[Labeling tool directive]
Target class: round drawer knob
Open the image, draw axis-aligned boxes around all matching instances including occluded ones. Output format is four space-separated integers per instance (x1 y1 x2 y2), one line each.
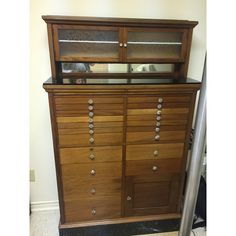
158 98 163 103
155 135 160 141
157 104 162 109
152 166 158 171
88 118 94 123
91 209 96 215
156 122 161 127
157 110 162 115
88 99 94 105
89 130 94 135
89 112 94 118
89 124 94 129
154 150 159 156
90 188 96 194
88 105 94 111
127 196 132 201
89 154 95 160
119 43 123 47
89 137 95 143
156 116 161 121
90 169 96 175
155 127 160 133
124 43 127 48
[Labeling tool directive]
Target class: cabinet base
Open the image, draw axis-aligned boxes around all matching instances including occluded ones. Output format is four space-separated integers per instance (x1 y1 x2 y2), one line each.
59 214 181 236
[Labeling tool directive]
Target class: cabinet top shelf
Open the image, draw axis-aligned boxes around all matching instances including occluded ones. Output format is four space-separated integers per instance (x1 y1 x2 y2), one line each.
42 15 198 28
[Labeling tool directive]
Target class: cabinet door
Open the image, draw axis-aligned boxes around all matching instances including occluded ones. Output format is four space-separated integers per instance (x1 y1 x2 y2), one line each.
124 28 187 62
53 25 123 62
125 174 180 216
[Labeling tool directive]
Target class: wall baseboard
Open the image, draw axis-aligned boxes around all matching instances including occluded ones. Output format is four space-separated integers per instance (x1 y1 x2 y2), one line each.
30 200 59 212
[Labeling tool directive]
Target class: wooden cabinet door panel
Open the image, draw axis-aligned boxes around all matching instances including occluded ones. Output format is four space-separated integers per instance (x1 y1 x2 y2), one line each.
125 174 180 216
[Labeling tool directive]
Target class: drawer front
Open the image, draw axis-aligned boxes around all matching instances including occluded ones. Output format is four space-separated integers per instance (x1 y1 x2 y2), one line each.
64 196 121 222
126 159 182 176
126 130 186 144
63 177 121 200
58 132 123 147
61 162 122 179
60 146 122 164
126 143 184 161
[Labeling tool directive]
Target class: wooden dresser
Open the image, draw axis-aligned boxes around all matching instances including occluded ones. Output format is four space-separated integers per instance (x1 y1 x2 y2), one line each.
42 15 201 231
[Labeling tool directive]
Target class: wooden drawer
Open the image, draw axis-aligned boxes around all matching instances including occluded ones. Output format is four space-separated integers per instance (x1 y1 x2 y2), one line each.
63 177 121 200
61 162 122 179
126 143 184 161
126 159 182 176
60 146 122 164
58 132 123 147
127 95 191 104
64 196 121 222
55 96 124 105
126 130 186 143
127 108 189 116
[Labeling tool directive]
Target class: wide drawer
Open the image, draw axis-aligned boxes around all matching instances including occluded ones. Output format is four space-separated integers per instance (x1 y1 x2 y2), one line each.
60 146 122 164
64 196 121 222
126 159 182 176
126 130 186 143
58 132 123 147
63 177 121 200
126 143 184 161
61 162 122 179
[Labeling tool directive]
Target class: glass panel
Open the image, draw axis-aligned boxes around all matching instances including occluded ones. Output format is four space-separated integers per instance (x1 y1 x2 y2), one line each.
58 29 119 59
62 63 174 73
127 31 183 59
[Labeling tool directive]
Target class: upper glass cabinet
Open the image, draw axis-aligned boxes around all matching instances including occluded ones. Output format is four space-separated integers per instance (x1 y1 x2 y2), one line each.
53 25 121 62
126 28 186 61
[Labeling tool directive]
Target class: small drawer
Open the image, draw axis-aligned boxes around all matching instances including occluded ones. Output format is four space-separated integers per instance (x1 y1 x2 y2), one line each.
126 159 182 176
62 177 121 200
61 162 122 179
126 130 186 143
64 196 121 223
126 143 184 161
60 146 122 164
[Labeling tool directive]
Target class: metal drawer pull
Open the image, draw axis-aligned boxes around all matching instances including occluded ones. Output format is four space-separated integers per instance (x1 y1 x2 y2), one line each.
89 137 94 143
158 98 163 103
155 127 160 132
157 110 162 115
154 150 159 156
119 43 123 47
157 104 162 109
89 124 94 129
90 169 96 175
88 105 94 111
90 188 96 194
155 135 160 140
89 130 94 135
124 43 127 48
89 154 95 160
88 99 94 105
152 166 158 171
89 112 94 117
156 122 161 127
88 118 94 123
156 116 161 121
91 209 96 215
127 196 132 201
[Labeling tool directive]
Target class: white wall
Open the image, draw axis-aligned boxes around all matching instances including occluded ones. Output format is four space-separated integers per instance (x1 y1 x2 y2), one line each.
30 0 206 204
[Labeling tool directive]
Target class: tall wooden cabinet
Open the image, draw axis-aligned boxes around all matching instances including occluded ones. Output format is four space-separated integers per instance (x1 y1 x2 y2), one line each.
42 15 201 231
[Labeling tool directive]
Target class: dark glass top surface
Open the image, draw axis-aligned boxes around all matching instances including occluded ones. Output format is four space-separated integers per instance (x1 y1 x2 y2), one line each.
43 76 201 85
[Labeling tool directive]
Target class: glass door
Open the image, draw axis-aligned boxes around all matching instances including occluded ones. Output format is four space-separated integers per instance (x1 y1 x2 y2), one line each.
53 25 122 62
125 28 187 62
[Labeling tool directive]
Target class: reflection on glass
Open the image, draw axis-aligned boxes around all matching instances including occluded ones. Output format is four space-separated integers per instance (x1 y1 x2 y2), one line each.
62 63 174 73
